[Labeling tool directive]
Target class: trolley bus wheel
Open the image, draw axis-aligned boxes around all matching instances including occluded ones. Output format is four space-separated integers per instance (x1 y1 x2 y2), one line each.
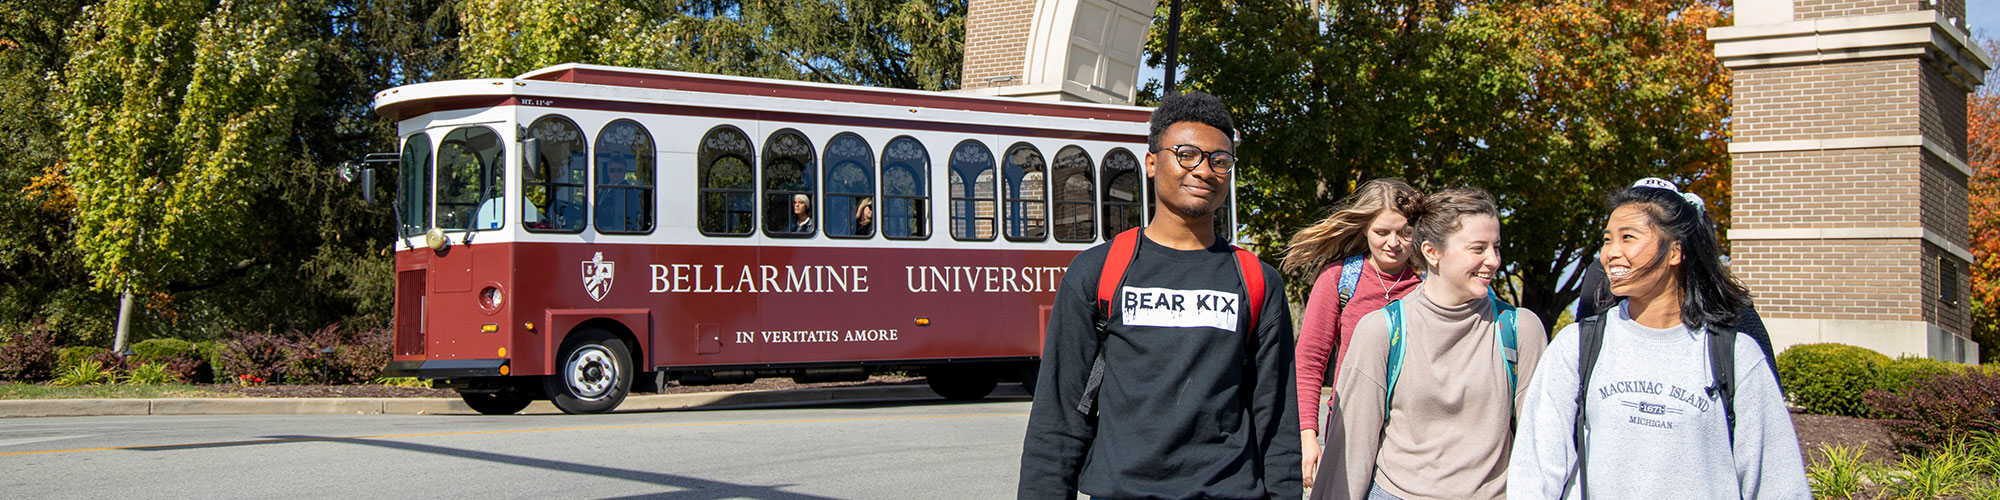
926 367 999 400
543 329 633 414
459 391 533 415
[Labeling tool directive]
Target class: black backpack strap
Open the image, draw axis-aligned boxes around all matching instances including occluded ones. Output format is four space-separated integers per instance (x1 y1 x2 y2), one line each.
1563 314 1608 500
1231 252 1264 481
1077 229 1143 416
1707 323 1738 445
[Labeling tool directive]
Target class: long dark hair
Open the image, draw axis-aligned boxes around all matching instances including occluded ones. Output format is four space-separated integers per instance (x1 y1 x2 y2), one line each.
1607 186 1751 328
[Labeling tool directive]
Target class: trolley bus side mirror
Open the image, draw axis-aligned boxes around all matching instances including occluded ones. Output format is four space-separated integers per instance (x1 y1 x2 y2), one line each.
360 168 375 204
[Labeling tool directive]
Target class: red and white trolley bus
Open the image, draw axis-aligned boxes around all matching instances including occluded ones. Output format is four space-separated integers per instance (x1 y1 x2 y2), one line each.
374 64 1228 414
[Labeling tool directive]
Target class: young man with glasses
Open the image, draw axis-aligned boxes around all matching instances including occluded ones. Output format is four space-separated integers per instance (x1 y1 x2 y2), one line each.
1019 91 1302 499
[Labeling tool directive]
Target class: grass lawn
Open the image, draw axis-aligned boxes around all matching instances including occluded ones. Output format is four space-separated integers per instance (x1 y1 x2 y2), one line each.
0 382 221 399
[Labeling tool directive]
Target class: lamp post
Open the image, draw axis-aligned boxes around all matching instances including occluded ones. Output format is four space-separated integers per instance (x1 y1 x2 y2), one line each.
1163 0 1182 95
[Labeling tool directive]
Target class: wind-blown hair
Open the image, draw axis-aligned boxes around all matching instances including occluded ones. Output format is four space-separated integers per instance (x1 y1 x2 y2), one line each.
1148 91 1236 150
1281 179 1423 274
1608 185 1751 328
1405 188 1499 273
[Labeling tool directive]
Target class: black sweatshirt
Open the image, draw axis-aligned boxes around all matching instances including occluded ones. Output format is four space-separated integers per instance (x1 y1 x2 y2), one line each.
1018 232 1302 500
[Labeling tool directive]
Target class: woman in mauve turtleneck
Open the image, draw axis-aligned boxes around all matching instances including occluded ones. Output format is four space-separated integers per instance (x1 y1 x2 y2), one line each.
1314 188 1548 500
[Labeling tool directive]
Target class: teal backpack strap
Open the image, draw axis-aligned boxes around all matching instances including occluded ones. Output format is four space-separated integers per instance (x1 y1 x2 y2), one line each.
1492 291 1520 398
1383 299 1407 418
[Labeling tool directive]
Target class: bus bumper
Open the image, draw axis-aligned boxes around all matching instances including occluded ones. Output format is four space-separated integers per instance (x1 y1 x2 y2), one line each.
381 359 509 378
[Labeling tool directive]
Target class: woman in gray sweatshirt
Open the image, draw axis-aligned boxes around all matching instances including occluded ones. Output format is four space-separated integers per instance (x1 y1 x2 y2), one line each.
1508 179 1808 499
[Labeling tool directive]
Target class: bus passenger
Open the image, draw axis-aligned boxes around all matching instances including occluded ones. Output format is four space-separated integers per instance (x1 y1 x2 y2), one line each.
1281 178 1423 489
1019 91 1301 500
1315 188 1548 500
854 197 874 237
1508 179 1808 499
787 194 813 234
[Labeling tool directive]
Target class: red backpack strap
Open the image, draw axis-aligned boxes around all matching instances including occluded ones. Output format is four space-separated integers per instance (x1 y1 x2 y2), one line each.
1232 245 1265 339
1097 228 1143 311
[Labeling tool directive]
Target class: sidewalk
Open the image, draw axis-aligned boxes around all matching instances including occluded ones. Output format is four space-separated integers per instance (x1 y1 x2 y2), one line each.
0 384 1030 418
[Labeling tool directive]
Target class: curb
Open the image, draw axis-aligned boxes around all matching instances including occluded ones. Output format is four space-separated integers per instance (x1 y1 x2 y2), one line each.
0 384 1029 418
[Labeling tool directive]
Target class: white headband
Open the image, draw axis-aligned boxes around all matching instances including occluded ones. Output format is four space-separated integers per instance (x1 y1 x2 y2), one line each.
1632 177 1704 215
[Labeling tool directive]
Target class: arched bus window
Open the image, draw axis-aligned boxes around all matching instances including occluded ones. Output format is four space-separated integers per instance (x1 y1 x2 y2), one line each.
823 132 875 239
436 125 504 231
880 136 929 240
594 120 655 234
763 129 817 238
948 140 996 241
698 125 755 236
522 115 587 232
1051 146 1095 243
398 133 432 237
1100 148 1142 240
1002 142 1047 242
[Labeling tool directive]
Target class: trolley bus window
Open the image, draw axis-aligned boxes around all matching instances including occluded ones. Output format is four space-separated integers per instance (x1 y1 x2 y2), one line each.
949 140 996 241
824 133 874 239
1002 142 1048 242
398 133 432 237
522 115 587 233
880 136 929 240
436 126 503 231
763 129 817 238
1101 148 1142 240
698 125 754 236
594 119 655 234
1052 146 1095 243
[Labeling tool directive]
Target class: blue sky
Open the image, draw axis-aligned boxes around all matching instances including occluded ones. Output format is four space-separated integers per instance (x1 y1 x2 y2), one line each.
1973 3 1998 40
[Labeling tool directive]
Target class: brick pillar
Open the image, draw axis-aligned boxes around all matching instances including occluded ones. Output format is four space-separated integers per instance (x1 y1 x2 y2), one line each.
1711 0 1992 362
962 0 1038 91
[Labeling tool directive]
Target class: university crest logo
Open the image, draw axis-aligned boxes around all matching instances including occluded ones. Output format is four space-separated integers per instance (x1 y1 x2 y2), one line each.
582 252 615 302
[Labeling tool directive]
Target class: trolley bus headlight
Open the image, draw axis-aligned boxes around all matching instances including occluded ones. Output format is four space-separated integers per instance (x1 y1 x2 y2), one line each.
424 227 449 251
479 286 503 309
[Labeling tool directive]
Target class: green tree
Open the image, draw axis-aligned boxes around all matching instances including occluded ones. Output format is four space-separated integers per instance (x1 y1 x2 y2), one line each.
62 0 319 297
0 0 107 341
1152 0 1731 324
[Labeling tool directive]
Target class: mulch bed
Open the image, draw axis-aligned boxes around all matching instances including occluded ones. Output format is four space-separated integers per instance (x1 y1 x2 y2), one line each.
1792 411 1903 465
207 374 925 399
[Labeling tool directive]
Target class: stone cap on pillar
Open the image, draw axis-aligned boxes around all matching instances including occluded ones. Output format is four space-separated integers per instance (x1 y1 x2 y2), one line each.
1709 8 1994 90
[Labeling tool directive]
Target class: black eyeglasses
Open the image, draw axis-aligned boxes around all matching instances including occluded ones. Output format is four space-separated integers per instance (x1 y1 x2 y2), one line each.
1157 144 1236 174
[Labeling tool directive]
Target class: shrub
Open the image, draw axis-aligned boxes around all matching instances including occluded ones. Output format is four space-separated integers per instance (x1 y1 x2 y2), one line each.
332 326 392 384
132 338 196 363
0 325 61 381
56 346 105 372
1780 343 1891 417
87 349 131 374
283 324 392 385
218 330 290 384
133 338 209 383
1865 369 2000 452
1879 356 1962 395
49 360 118 386
124 362 181 385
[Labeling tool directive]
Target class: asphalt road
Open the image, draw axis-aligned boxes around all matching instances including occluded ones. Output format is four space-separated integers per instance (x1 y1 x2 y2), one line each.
0 397 1034 499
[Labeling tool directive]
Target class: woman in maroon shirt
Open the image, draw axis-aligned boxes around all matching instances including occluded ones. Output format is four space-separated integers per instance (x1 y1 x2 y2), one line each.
1281 178 1423 489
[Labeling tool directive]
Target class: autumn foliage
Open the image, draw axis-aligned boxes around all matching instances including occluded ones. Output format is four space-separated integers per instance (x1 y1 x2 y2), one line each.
1970 38 2000 362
